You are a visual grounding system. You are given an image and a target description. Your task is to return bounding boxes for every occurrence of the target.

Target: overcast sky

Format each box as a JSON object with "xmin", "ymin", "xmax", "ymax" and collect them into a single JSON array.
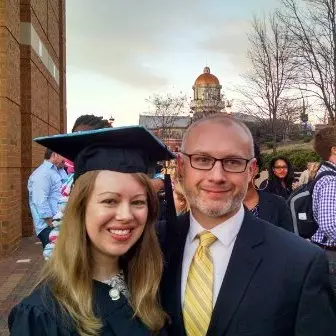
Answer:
[{"xmin": 66, "ymin": 0, "xmax": 280, "ymax": 130}]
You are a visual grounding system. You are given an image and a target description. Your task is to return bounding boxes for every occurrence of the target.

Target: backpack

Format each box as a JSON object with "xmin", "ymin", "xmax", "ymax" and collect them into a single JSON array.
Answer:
[{"xmin": 287, "ymin": 163, "xmax": 336, "ymax": 239}]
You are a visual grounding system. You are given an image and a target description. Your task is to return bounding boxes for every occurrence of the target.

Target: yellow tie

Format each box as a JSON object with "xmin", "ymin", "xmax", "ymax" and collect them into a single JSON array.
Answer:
[{"xmin": 183, "ymin": 231, "xmax": 217, "ymax": 336}]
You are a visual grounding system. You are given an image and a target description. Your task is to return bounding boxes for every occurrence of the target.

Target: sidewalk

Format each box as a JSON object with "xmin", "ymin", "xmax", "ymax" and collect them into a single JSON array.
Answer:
[{"xmin": 0, "ymin": 236, "xmax": 43, "ymax": 336}]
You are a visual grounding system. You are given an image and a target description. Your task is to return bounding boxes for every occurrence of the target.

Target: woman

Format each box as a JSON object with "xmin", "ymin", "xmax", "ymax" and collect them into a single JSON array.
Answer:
[
  {"xmin": 244, "ymin": 144, "xmax": 294, "ymax": 232},
  {"xmin": 259, "ymin": 156, "xmax": 294, "ymax": 200},
  {"xmin": 9, "ymin": 127, "xmax": 173, "ymax": 336}
]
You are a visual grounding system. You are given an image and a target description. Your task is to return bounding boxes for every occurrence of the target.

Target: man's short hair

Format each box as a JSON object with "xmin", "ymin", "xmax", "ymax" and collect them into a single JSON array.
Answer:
[
  {"xmin": 314, "ymin": 126, "xmax": 336, "ymax": 160},
  {"xmin": 72, "ymin": 114, "xmax": 111, "ymax": 132},
  {"xmin": 44, "ymin": 148, "xmax": 54, "ymax": 160},
  {"xmin": 181, "ymin": 114, "xmax": 254, "ymax": 157}
]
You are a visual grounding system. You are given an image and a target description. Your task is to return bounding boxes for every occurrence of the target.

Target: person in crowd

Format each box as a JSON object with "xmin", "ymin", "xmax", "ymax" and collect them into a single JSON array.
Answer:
[
  {"xmin": 243, "ymin": 143, "xmax": 294, "ymax": 232},
  {"xmin": 311, "ymin": 126, "xmax": 336, "ymax": 294},
  {"xmin": 72, "ymin": 114, "xmax": 111, "ymax": 132},
  {"xmin": 27, "ymin": 149, "xmax": 67, "ymax": 248},
  {"xmin": 259, "ymin": 156, "xmax": 294, "ymax": 199},
  {"xmin": 298, "ymin": 161, "xmax": 320, "ymax": 186},
  {"xmin": 9, "ymin": 127, "xmax": 172, "ymax": 335},
  {"xmin": 43, "ymin": 114, "xmax": 113, "ymax": 259},
  {"xmin": 158, "ymin": 114, "xmax": 335, "ymax": 336}
]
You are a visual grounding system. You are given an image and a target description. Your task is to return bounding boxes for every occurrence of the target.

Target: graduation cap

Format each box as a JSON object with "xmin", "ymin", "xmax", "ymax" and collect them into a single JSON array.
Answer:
[{"xmin": 34, "ymin": 126, "xmax": 175, "ymax": 181}]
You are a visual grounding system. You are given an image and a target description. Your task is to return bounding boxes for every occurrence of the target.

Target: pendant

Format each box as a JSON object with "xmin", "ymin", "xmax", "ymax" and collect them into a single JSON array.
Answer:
[{"xmin": 109, "ymin": 288, "xmax": 120, "ymax": 301}]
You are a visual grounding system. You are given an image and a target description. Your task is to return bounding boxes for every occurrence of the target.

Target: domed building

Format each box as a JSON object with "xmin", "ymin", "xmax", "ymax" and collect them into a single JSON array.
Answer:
[{"xmin": 190, "ymin": 66, "xmax": 226, "ymax": 120}]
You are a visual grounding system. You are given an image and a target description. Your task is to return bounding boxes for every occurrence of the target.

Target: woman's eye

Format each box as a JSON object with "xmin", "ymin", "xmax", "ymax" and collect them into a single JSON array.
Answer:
[
  {"xmin": 102, "ymin": 199, "xmax": 117, "ymax": 205},
  {"xmin": 132, "ymin": 200, "xmax": 147, "ymax": 206}
]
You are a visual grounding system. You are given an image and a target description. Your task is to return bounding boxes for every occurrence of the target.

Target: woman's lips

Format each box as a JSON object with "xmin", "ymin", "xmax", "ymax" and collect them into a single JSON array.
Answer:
[{"xmin": 106, "ymin": 228, "xmax": 133, "ymax": 241}]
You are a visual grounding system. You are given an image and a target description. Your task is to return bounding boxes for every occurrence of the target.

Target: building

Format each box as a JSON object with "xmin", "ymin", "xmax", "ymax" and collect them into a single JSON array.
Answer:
[
  {"xmin": 139, "ymin": 115, "xmax": 191, "ymax": 151},
  {"xmin": 140, "ymin": 66, "xmax": 236, "ymax": 149},
  {"xmin": 0, "ymin": 1, "xmax": 66, "ymax": 256},
  {"xmin": 190, "ymin": 66, "xmax": 226, "ymax": 120}
]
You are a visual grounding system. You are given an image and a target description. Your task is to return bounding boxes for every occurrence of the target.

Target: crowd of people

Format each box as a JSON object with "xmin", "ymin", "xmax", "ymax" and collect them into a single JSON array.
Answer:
[{"xmin": 8, "ymin": 114, "xmax": 336, "ymax": 335}]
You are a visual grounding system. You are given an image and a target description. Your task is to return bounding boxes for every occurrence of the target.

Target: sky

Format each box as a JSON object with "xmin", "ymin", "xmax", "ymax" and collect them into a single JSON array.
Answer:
[{"xmin": 66, "ymin": 0, "xmax": 280, "ymax": 131}]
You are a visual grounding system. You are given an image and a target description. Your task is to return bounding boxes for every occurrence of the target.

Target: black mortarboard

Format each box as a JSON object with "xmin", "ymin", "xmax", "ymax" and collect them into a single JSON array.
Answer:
[{"xmin": 34, "ymin": 126, "xmax": 175, "ymax": 181}]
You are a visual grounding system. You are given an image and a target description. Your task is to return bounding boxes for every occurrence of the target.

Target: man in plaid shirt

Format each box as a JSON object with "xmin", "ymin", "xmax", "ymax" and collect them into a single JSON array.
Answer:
[{"xmin": 312, "ymin": 126, "xmax": 336, "ymax": 294}]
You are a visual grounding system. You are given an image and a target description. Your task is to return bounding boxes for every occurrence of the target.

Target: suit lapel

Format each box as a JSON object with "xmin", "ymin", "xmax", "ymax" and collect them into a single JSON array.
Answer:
[
  {"xmin": 162, "ymin": 212, "xmax": 190, "ymax": 336},
  {"xmin": 207, "ymin": 211, "xmax": 264, "ymax": 336}
]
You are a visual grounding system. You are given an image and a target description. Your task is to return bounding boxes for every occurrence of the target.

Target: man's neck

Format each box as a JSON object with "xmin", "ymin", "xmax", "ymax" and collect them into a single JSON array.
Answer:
[
  {"xmin": 190, "ymin": 205, "xmax": 241, "ymax": 230},
  {"xmin": 328, "ymin": 156, "xmax": 336, "ymax": 165}
]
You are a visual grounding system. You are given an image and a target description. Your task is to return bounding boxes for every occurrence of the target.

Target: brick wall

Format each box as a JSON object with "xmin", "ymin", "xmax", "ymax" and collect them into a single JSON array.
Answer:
[
  {"xmin": 0, "ymin": 0, "xmax": 22, "ymax": 256},
  {"xmin": 0, "ymin": 0, "xmax": 66, "ymax": 256}
]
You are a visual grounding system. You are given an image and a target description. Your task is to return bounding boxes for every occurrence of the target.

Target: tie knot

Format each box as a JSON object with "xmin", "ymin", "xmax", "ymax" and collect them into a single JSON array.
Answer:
[{"xmin": 198, "ymin": 231, "xmax": 217, "ymax": 248}]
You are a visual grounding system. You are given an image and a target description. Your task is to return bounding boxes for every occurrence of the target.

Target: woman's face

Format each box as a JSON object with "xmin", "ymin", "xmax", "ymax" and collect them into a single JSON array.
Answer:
[
  {"xmin": 85, "ymin": 171, "xmax": 148, "ymax": 261},
  {"xmin": 272, "ymin": 159, "xmax": 288, "ymax": 179}
]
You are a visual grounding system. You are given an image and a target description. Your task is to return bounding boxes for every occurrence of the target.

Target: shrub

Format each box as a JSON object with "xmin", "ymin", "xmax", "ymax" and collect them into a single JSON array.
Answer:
[{"xmin": 261, "ymin": 149, "xmax": 320, "ymax": 171}]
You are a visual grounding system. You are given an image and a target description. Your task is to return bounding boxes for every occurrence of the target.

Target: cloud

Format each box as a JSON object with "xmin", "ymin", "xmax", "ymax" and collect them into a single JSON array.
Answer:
[{"xmin": 66, "ymin": 0, "xmax": 215, "ymax": 89}]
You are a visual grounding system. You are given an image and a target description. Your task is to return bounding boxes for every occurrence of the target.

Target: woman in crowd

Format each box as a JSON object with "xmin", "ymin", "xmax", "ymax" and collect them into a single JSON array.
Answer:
[
  {"xmin": 9, "ymin": 127, "xmax": 172, "ymax": 336},
  {"xmin": 259, "ymin": 156, "xmax": 294, "ymax": 200},
  {"xmin": 244, "ymin": 144, "xmax": 294, "ymax": 232}
]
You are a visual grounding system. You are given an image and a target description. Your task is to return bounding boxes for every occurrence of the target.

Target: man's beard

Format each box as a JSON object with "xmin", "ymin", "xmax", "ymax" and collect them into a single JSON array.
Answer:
[{"xmin": 184, "ymin": 184, "xmax": 248, "ymax": 218}]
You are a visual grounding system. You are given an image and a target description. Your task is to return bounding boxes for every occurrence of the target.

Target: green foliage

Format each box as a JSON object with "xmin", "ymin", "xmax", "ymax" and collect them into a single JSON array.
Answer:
[
  {"xmin": 264, "ymin": 141, "xmax": 274, "ymax": 150},
  {"xmin": 261, "ymin": 149, "xmax": 320, "ymax": 171}
]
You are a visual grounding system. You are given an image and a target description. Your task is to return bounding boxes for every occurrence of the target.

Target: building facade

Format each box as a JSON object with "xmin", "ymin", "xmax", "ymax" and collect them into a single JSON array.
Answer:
[
  {"xmin": 0, "ymin": 0, "xmax": 66, "ymax": 256},
  {"xmin": 190, "ymin": 66, "xmax": 227, "ymax": 120},
  {"xmin": 140, "ymin": 66, "xmax": 232, "ymax": 149}
]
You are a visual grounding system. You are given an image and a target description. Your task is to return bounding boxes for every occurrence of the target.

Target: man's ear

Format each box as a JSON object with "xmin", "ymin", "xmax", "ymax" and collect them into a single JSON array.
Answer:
[
  {"xmin": 331, "ymin": 146, "xmax": 336, "ymax": 156},
  {"xmin": 176, "ymin": 153, "xmax": 184, "ymax": 180}
]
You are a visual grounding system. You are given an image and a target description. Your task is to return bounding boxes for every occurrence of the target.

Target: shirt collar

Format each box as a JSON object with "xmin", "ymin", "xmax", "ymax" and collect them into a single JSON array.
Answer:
[
  {"xmin": 188, "ymin": 204, "xmax": 244, "ymax": 247},
  {"xmin": 43, "ymin": 160, "xmax": 58, "ymax": 170}
]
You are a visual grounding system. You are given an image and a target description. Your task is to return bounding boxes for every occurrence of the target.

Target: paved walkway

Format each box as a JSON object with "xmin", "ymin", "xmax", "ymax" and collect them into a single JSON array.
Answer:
[{"xmin": 0, "ymin": 236, "xmax": 43, "ymax": 336}]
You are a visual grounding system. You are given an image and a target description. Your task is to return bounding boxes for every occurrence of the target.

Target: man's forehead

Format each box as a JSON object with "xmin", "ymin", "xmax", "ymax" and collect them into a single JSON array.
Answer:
[{"xmin": 184, "ymin": 122, "xmax": 252, "ymax": 150}]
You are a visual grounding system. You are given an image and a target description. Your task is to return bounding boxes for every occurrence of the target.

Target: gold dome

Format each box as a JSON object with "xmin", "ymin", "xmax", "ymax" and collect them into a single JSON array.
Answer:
[{"xmin": 194, "ymin": 66, "xmax": 220, "ymax": 86}]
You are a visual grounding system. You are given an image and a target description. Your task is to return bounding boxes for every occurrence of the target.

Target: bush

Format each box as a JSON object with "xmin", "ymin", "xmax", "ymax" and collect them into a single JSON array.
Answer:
[
  {"xmin": 261, "ymin": 149, "xmax": 320, "ymax": 171},
  {"xmin": 264, "ymin": 141, "xmax": 274, "ymax": 150}
]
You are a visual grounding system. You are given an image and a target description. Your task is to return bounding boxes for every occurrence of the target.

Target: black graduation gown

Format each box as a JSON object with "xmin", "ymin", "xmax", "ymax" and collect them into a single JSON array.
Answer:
[{"xmin": 8, "ymin": 281, "xmax": 167, "ymax": 336}]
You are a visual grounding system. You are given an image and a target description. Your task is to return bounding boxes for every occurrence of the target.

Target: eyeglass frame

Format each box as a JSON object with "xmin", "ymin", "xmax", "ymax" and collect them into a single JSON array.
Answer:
[{"xmin": 180, "ymin": 152, "xmax": 254, "ymax": 173}]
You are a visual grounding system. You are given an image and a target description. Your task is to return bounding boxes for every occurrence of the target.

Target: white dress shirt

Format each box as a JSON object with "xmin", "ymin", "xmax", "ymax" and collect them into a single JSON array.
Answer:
[{"xmin": 181, "ymin": 204, "xmax": 244, "ymax": 307}]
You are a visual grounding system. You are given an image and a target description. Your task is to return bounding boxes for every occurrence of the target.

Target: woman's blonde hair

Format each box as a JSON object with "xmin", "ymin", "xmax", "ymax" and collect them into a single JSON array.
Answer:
[
  {"xmin": 173, "ymin": 181, "xmax": 189, "ymax": 214},
  {"xmin": 37, "ymin": 171, "xmax": 167, "ymax": 335}
]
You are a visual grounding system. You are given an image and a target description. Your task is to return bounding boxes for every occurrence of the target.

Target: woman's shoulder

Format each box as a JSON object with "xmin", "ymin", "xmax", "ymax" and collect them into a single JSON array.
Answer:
[{"xmin": 8, "ymin": 285, "xmax": 74, "ymax": 335}]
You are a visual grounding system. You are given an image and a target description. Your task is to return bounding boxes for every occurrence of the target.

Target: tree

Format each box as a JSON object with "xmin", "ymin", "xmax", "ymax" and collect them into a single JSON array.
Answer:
[
  {"xmin": 239, "ymin": 14, "xmax": 297, "ymax": 153},
  {"xmin": 144, "ymin": 93, "xmax": 189, "ymax": 142},
  {"xmin": 279, "ymin": 0, "xmax": 336, "ymax": 125}
]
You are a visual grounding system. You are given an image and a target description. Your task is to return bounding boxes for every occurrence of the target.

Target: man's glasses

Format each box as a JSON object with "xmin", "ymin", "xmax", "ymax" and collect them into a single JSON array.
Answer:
[{"xmin": 181, "ymin": 153, "xmax": 253, "ymax": 173}]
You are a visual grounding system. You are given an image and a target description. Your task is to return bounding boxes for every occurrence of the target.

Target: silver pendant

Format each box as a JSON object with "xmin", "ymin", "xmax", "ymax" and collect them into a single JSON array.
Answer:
[{"xmin": 109, "ymin": 288, "xmax": 120, "ymax": 301}]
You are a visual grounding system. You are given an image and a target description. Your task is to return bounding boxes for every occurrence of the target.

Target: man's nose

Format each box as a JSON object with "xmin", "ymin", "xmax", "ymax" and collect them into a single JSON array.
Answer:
[{"xmin": 208, "ymin": 160, "xmax": 227, "ymax": 181}]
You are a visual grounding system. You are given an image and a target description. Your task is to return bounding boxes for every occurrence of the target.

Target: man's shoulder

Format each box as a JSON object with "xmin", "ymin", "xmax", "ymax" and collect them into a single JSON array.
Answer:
[{"xmin": 257, "ymin": 216, "xmax": 322, "ymax": 259}]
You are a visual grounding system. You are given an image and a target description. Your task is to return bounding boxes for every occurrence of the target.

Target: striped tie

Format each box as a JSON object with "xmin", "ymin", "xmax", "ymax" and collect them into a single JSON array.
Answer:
[{"xmin": 183, "ymin": 231, "xmax": 217, "ymax": 336}]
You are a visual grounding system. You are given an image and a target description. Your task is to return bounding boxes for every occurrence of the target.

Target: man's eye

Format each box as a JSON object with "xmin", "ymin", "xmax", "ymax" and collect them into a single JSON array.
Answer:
[
  {"xmin": 193, "ymin": 156, "xmax": 212, "ymax": 164},
  {"xmin": 225, "ymin": 159, "xmax": 243, "ymax": 166}
]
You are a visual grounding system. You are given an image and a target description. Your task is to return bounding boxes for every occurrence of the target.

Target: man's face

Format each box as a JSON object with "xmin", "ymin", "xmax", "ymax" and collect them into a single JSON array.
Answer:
[
  {"xmin": 178, "ymin": 122, "xmax": 255, "ymax": 226},
  {"xmin": 52, "ymin": 153, "xmax": 65, "ymax": 168}
]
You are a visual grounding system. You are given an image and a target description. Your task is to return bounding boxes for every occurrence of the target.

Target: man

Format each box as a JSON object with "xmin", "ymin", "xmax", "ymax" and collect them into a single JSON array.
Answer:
[
  {"xmin": 311, "ymin": 126, "xmax": 336, "ymax": 294},
  {"xmin": 28, "ymin": 149, "xmax": 67, "ymax": 248},
  {"xmin": 159, "ymin": 115, "xmax": 335, "ymax": 336}
]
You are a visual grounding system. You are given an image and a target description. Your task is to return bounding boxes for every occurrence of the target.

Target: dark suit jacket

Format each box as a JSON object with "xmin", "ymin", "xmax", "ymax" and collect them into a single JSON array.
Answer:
[
  {"xmin": 258, "ymin": 191, "xmax": 294, "ymax": 232},
  {"xmin": 158, "ymin": 211, "xmax": 336, "ymax": 336}
]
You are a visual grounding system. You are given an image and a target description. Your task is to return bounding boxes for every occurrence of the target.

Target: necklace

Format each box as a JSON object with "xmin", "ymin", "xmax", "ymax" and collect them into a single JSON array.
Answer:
[{"xmin": 101, "ymin": 271, "xmax": 130, "ymax": 301}]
